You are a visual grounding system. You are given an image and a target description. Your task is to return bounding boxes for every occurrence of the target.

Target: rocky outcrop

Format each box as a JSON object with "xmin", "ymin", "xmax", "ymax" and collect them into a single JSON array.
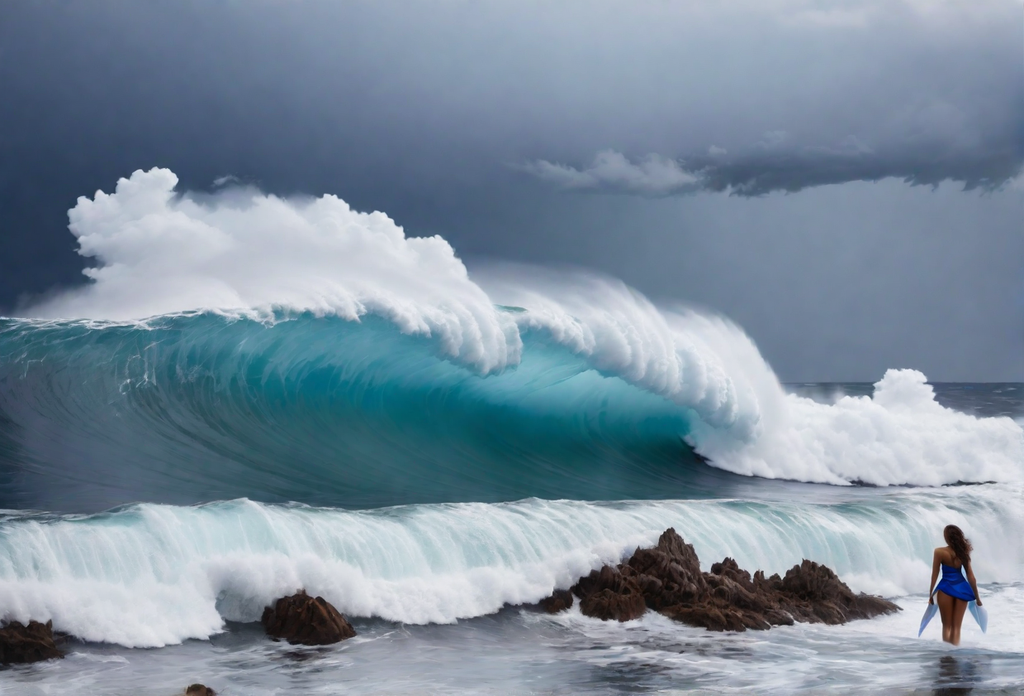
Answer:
[
  {"xmin": 0, "ymin": 620, "xmax": 63, "ymax": 664},
  {"xmin": 567, "ymin": 528, "xmax": 899, "ymax": 631},
  {"xmin": 538, "ymin": 589, "xmax": 574, "ymax": 614},
  {"xmin": 261, "ymin": 591, "xmax": 356, "ymax": 646},
  {"xmin": 184, "ymin": 685, "xmax": 216, "ymax": 696}
]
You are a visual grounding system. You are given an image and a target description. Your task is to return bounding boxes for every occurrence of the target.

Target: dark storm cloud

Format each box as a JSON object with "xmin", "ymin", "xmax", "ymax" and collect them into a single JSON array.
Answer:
[
  {"xmin": 692, "ymin": 141, "xmax": 1024, "ymax": 196},
  {"xmin": 522, "ymin": 2, "xmax": 1024, "ymax": 197},
  {"xmin": 527, "ymin": 133, "xmax": 1024, "ymax": 197},
  {"xmin": 0, "ymin": 0, "xmax": 1021, "ymax": 378}
]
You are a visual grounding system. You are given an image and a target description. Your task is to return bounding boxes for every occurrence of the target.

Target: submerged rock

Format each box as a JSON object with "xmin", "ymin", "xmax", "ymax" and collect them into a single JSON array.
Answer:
[
  {"xmin": 261, "ymin": 591, "xmax": 356, "ymax": 646},
  {"xmin": 0, "ymin": 620, "xmax": 63, "ymax": 664},
  {"xmin": 572, "ymin": 528, "xmax": 900, "ymax": 631},
  {"xmin": 538, "ymin": 588, "xmax": 574, "ymax": 614},
  {"xmin": 184, "ymin": 685, "xmax": 216, "ymax": 696}
]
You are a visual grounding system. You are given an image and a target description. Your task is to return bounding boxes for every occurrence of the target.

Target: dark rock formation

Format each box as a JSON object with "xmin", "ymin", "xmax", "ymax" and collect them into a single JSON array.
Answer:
[
  {"xmin": 0, "ymin": 620, "xmax": 63, "ymax": 664},
  {"xmin": 776, "ymin": 558, "xmax": 900, "ymax": 624},
  {"xmin": 572, "ymin": 528, "xmax": 900, "ymax": 631},
  {"xmin": 261, "ymin": 591, "xmax": 356, "ymax": 646},
  {"xmin": 538, "ymin": 588, "xmax": 574, "ymax": 614},
  {"xmin": 571, "ymin": 565, "xmax": 647, "ymax": 621},
  {"xmin": 185, "ymin": 685, "xmax": 216, "ymax": 696}
]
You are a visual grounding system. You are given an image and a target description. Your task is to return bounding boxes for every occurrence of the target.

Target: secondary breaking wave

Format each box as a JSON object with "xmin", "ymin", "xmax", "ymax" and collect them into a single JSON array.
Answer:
[
  {"xmin": 1, "ymin": 167, "xmax": 1022, "ymax": 508},
  {"xmin": 1, "ymin": 486, "xmax": 1021, "ymax": 647}
]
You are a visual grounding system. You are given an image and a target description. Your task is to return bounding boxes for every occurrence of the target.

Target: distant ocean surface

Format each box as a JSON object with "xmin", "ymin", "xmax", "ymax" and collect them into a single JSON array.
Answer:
[{"xmin": 2, "ymin": 170, "xmax": 1023, "ymax": 694}]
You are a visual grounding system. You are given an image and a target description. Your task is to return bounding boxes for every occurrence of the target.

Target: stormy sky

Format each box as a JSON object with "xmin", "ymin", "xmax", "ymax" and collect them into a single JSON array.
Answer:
[{"xmin": 1, "ymin": 0, "xmax": 1021, "ymax": 381}]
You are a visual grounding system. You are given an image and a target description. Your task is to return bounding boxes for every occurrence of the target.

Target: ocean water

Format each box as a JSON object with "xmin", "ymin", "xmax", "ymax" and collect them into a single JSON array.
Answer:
[{"xmin": 1, "ymin": 169, "xmax": 1023, "ymax": 694}]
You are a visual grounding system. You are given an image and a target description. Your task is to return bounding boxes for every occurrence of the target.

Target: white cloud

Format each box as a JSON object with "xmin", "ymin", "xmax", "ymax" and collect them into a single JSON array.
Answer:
[{"xmin": 523, "ymin": 150, "xmax": 701, "ymax": 196}]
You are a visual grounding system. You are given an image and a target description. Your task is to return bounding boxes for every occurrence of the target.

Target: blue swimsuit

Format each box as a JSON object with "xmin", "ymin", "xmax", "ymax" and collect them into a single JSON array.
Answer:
[{"xmin": 935, "ymin": 563, "xmax": 975, "ymax": 602}]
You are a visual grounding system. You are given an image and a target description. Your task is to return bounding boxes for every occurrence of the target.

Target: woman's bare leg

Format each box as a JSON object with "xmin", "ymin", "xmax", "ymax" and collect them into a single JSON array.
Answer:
[
  {"xmin": 937, "ymin": 591, "xmax": 954, "ymax": 643},
  {"xmin": 950, "ymin": 597, "xmax": 968, "ymax": 646}
]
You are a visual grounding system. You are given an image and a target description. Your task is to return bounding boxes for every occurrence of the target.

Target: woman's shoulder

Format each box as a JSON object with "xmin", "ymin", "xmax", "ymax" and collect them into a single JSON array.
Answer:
[{"xmin": 933, "ymin": 546, "xmax": 952, "ymax": 560}]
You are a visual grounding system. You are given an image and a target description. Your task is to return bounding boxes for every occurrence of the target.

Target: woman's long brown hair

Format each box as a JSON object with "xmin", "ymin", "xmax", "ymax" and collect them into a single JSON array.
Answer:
[{"xmin": 944, "ymin": 524, "xmax": 973, "ymax": 567}]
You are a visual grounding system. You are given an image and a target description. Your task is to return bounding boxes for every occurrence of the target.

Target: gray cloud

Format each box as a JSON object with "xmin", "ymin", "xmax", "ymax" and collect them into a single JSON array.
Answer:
[
  {"xmin": 526, "ymin": 128, "xmax": 1023, "ymax": 198},
  {"xmin": 521, "ymin": 151, "xmax": 700, "ymax": 196}
]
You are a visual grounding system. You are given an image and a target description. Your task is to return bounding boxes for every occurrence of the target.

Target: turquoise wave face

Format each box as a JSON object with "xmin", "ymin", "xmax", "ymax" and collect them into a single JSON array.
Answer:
[{"xmin": 0, "ymin": 313, "xmax": 737, "ymax": 512}]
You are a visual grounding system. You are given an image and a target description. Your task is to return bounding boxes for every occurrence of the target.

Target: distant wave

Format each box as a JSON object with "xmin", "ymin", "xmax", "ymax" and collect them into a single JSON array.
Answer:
[
  {"xmin": 1, "ymin": 167, "xmax": 1020, "ymax": 509},
  {"xmin": 1, "ymin": 486, "xmax": 1021, "ymax": 647}
]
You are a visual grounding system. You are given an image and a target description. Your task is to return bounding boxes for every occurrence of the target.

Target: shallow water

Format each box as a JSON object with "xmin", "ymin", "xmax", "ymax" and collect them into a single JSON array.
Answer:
[{"xmin": 6, "ymin": 584, "xmax": 1024, "ymax": 695}]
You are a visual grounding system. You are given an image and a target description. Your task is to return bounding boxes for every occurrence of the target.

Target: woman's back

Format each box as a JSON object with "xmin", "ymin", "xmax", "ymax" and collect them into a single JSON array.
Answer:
[{"xmin": 935, "ymin": 546, "xmax": 963, "ymax": 570}]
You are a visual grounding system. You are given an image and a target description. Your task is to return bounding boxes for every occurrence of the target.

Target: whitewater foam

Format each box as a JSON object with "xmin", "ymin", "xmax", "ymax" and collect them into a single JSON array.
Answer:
[
  {"xmin": 714, "ymin": 370, "xmax": 1024, "ymax": 486},
  {"xmin": 9, "ymin": 168, "xmax": 1023, "ymax": 488}
]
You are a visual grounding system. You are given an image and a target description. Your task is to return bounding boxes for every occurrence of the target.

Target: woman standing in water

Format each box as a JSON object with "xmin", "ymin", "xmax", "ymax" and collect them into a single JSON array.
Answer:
[{"xmin": 928, "ymin": 525, "xmax": 982, "ymax": 645}]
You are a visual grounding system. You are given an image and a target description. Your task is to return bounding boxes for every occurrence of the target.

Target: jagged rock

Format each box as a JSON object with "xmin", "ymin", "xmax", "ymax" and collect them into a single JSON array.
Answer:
[
  {"xmin": 625, "ymin": 530, "xmax": 706, "ymax": 610},
  {"xmin": 571, "ymin": 528, "xmax": 899, "ymax": 632},
  {"xmin": 185, "ymin": 685, "xmax": 216, "ymax": 696},
  {"xmin": 261, "ymin": 591, "xmax": 356, "ymax": 646},
  {"xmin": 776, "ymin": 559, "xmax": 899, "ymax": 624},
  {"xmin": 538, "ymin": 589, "xmax": 574, "ymax": 614},
  {"xmin": 0, "ymin": 620, "xmax": 63, "ymax": 664}
]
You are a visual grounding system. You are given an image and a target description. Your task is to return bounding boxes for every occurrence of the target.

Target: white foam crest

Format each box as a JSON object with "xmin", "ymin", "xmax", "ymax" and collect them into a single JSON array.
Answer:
[
  {"xmin": 32, "ymin": 168, "xmax": 520, "ymax": 373},
  {"xmin": 1, "ymin": 488, "xmax": 1022, "ymax": 647},
  {"xmin": 483, "ymin": 271, "xmax": 764, "ymax": 437},
  {"xmin": 30, "ymin": 168, "xmax": 768, "ymax": 443},
  {"xmin": 23, "ymin": 168, "xmax": 1024, "ymax": 486}
]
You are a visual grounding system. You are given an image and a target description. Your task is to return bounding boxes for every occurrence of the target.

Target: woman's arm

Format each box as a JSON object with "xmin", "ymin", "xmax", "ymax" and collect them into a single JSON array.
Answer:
[
  {"xmin": 928, "ymin": 548, "xmax": 940, "ymax": 604},
  {"xmin": 966, "ymin": 561, "xmax": 982, "ymax": 606}
]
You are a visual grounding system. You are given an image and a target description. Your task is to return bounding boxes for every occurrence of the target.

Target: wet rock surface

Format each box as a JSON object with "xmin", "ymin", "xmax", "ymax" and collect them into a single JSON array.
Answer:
[
  {"xmin": 568, "ymin": 528, "xmax": 900, "ymax": 631},
  {"xmin": 0, "ymin": 620, "xmax": 63, "ymax": 664},
  {"xmin": 538, "ymin": 588, "xmax": 574, "ymax": 614},
  {"xmin": 571, "ymin": 565, "xmax": 647, "ymax": 621},
  {"xmin": 261, "ymin": 591, "xmax": 357, "ymax": 646}
]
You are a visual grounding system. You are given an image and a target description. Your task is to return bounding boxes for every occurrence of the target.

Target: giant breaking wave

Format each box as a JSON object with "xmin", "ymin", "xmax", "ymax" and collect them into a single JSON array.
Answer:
[{"xmin": 1, "ymin": 167, "xmax": 1022, "ymax": 511}]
